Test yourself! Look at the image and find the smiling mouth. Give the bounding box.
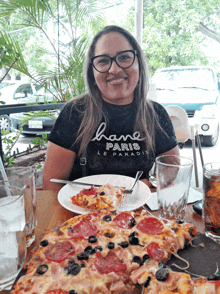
[107,78,127,85]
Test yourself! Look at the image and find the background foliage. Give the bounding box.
[0,0,219,90]
[124,0,220,75]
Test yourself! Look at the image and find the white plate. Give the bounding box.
[58,174,151,214]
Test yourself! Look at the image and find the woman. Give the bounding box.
[43,25,179,192]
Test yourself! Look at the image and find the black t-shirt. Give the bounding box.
[49,98,178,180]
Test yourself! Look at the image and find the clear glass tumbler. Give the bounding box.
[0,184,26,291]
[156,155,193,220]
[0,166,37,247]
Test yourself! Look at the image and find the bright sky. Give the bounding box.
[101,0,134,25]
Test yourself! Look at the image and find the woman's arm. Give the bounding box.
[43,141,76,192]
[159,145,180,156]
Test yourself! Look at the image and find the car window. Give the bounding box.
[34,84,42,91]
[153,68,216,91]
[14,84,33,97]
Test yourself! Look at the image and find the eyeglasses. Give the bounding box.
[91,50,137,73]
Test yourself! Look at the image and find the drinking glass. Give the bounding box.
[203,162,220,242]
[0,166,37,247]
[156,155,193,220]
[0,185,26,291]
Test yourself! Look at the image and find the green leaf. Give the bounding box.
[42,133,47,140]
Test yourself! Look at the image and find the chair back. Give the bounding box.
[165,105,192,143]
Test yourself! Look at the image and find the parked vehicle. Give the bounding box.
[152,66,220,146]
[0,81,41,105]
[10,111,59,136]
[0,81,42,133]
[9,87,61,136]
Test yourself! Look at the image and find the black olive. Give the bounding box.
[108,242,115,249]
[118,241,129,248]
[130,231,136,237]
[184,239,190,247]
[89,248,97,255]
[176,220,184,224]
[143,254,150,263]
[131,218,136,227]
[37,264,48,275]
[69,290,77,294]
[84,246,93,255]
[67,263,81,275]
[158,262,166,268]
[102,215,112,222]
[40,239,48,247]
[129,235,139,245]
[77,252,89,261]
[189,227,196,237]
[143,276,151,287]
[80,263,86,268]
[208,274,220,281]
[68,258,76,265]
[100,191,105,195]
[88,235,97,243]
[110,210,117,215]
[68,227,74,233]
[155,268,169,281]
[95,245,103,252]
[132,256,142,265]
[105,232,115,238]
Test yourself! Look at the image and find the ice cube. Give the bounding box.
[0,256,18,281]
[0,195,25,232]
[0,232,19,258]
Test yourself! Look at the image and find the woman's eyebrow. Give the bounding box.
[95,50,128,57]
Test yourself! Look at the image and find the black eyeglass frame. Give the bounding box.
[91,50,137,73]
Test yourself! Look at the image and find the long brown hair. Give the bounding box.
[70,25,158,156]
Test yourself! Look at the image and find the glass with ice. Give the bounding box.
[0,166,37,247]
[0,185,26,291]
[203,162,220,242]
[156,155,193,220]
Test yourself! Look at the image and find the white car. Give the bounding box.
[152,66,220,146]
[0,81,41,133]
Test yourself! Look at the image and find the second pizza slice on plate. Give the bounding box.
[70,183,125,210]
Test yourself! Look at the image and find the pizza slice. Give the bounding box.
[70,183,125,210]
[12,209,203,294]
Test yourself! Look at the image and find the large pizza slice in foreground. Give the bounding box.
[12,209,220,293]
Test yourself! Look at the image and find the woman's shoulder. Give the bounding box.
[63,93,89,113]
[150,100,166,112]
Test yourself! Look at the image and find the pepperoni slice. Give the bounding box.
[113,212,133,229]
[44,241,75,263]
[95,251,127,274]
[136,217,164,235]
[68,218,99,239]
[45,290,69,294]
[147,242,165,262]
[81,186,97,196]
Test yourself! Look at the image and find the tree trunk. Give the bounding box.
[196,22,220,44]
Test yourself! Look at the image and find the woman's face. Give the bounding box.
[93,32,139,105]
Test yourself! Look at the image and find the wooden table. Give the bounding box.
[2,190,204,294]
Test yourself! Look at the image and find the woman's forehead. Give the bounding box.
[94,32,133,56]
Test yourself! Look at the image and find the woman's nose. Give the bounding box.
[108,60,122,74]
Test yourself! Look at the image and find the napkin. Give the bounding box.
[146,187,203,211]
